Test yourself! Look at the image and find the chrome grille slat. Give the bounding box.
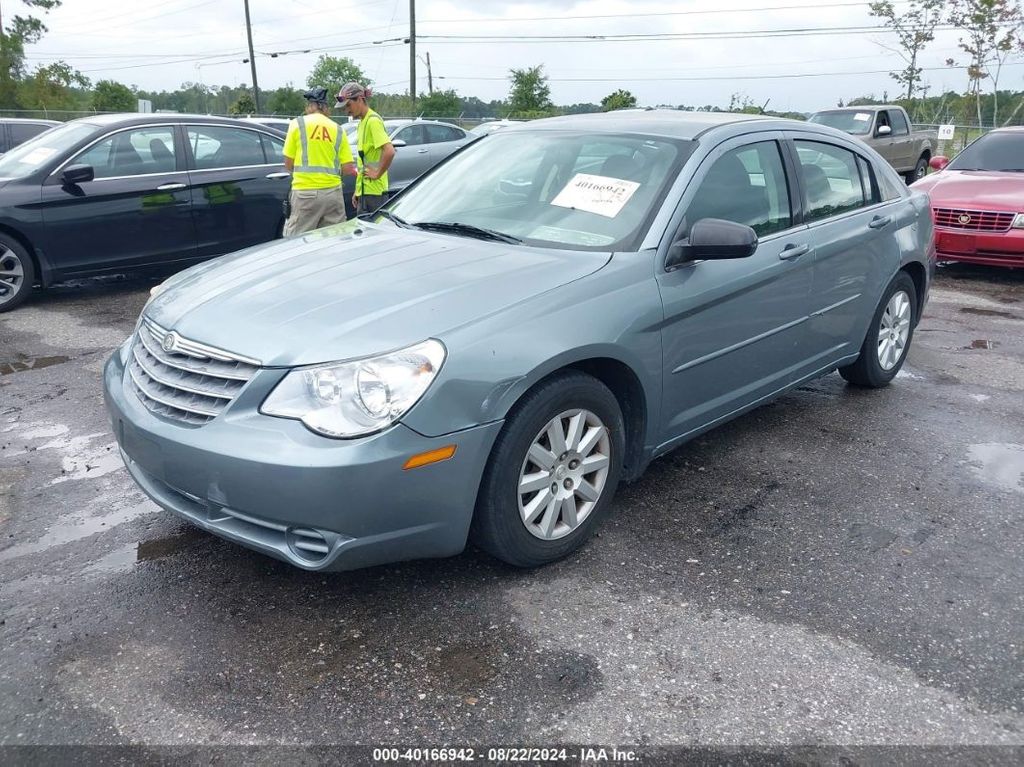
[127,318,260,426]
[131,343,238,401]
[934,207,1014,233]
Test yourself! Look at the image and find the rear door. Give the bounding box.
[786,133,907,358]
[184,123,291,256]
[38,123,197,275]
[424,123,470,163]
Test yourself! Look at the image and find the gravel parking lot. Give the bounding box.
[1,265,1022,749]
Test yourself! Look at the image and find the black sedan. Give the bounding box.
[0,114,292,311]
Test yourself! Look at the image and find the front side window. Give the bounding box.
[684,141,792,237]
[389,130,691,251]
[395,125,426,146]
[188,126,266,169]
[73,127,177,178]
[795,140,873,222]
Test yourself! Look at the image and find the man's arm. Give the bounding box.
[284,156,295,172]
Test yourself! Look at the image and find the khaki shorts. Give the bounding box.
[283,186,346,236]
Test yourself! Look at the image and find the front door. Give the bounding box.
[38,124,196,276]
[657,135,816,446]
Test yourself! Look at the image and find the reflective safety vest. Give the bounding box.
[285,114,352,190]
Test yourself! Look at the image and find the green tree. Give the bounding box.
[869,0,944,102]
[948,0,1023,126]
[306,55,371,90]
[19,61,89,112]
[600,89,637,111]
[1,0,63,108]
[229,92,257,115]
[507,65,552,116]
[91,80,135,112]
[418,88,460,118]
[266,86,306,116]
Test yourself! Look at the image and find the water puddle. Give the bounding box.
[0,355,71,375]
[0,501,157,564]
[50,440,123,485]
[966,340,997,350]
[82,532,198,576]
[895,368,925,381]
[967,443,1024,495]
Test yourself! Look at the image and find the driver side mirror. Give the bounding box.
[391,139,407,148]
[876,124,892,137]
[61,164,94,185]
[929,155,949,171]
[666,218,758,269]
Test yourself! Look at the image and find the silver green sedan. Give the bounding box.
[104,110,934,571]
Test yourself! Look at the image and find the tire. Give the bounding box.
[839,271,917,388]
[470,371,625,568]
[0,234,35,313]
[905,155,928,185]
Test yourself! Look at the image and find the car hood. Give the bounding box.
[146,221,611,367]
[913,170,1024,210]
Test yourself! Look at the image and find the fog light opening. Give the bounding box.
[286,527,330,562]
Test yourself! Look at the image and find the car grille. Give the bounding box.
[127,317,260,426]
[933,208,1015,232]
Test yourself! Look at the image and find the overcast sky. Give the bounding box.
[21,0,1024,111]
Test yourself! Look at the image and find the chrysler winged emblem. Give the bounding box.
[958,213,972,225]
[162,332,179,353]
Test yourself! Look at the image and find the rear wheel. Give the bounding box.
[471,371,624,567]
[839,271,917,388]
[0,235,35,313]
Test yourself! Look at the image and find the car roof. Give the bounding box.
[511,109,780,140]
[68,113,281,129]
[813,105,904,112]
[991,126,1024,133]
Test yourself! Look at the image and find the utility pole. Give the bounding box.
[409,0,416,110]
[426,51,432,95]
[243,0,261,113]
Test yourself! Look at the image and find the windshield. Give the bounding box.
[947,132,1024,171]
[388,131,691,251]
[808,111,873,135]
[0,122,96,178]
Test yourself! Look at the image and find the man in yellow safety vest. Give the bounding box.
[282,86,356,236]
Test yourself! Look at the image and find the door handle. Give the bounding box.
[156,182,187,191]
[779,244,811,261]
[265,172,291,180]
[416,149,429,154]
[868,215,893,230]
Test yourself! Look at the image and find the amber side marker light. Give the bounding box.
[403,445,457,470]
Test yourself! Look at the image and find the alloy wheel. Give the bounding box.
[0,247,25,307]
[877,290,912,370]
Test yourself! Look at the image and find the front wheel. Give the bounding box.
[839,271,917,388]
[0,235,35,313]
[470,371,625,567]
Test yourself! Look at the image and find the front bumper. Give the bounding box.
[934,226,1024,268]
[103,351,502,571]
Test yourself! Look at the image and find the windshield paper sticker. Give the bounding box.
[23,147,57,164]
[551,173,640,218]
[854,112,871,121]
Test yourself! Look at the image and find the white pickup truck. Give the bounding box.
[808,105,937,184]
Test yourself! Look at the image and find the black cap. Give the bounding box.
[303,86,328,104]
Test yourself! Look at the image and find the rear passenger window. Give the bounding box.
[188,126,266,169]
[685,141,792,236]
[425,124,463,143]
[889,110,909,136]
[795,141,872,222]
[260,132,285,163]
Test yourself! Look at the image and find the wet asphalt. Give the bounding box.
[0,264,1023,749]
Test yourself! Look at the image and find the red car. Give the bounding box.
[912,127,1024,268]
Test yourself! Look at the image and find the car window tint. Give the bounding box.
[425,124,460,143]
[395,125,426,146]
[856,155,885,203]
[260,132,285,164]
[889,110,909,136]
[188,126,266,169]
[796,141,870,221]
[685,141,792,237]
[73,127,177,178]
[10,122,51,146]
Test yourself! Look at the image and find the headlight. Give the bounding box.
[1012,213,1024,229]
[261,339,446,438]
